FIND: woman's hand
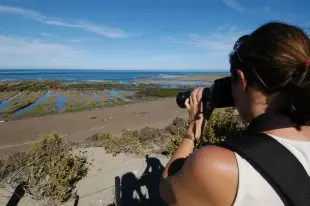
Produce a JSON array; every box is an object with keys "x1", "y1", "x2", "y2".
[{"x1": 185, "y1": 87, "x2": 205, "y2": 141}]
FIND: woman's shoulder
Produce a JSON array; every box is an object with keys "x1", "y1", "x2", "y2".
[
  {"x1": 186, "y1": 145, "x2": 239, "y2": 205},
  {"x1": 191, "y1": 145, "x2": 239, "y2": 182}
]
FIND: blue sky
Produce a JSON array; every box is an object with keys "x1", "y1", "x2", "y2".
[{"x1": 0, "y1": 0, "x2": 309, "y2": 70}]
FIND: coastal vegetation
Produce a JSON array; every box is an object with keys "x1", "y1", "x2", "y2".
[
  {"x1": 85, "y1": 108, "x2": 242, "y2": 156},
  {"x1": 0, "y1": 109, "x2": 242, "y2": 204},
  {"x1": 137, "y1": 87, "x2": 182, "y2": 98},
  {"x1": 0, "y1": 133, "x2": 89, "y2": 204}
]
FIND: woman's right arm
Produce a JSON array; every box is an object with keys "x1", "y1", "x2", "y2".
[{"x1": 160, "y1": 145, "x2": 239, "y2": 206}]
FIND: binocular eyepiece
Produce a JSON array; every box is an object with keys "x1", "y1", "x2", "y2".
[{"x1": 176, "y1": 77, "x2": 234, "y2": 118}]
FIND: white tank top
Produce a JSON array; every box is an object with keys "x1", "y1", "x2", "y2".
[{"x1": 233, "y1": 135, "x2": 310, "y2": 206}]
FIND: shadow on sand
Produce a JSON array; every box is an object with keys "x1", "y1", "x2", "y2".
[
  {"x1": 6, "y1": 183, "x2": 25, "y2": 206},
  {"x1": 5, "y1": 156, "x2": 167, "y2": 206},
  {"x1": 118, "y1": 155, "x2": 167, "y2": 206}
]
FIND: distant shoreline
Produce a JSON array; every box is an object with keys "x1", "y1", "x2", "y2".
[
  {"x1": 0, "y1": 69, "x2": 229, "y2": 83},
  {"x1": 175, "y1": 74, "x2": 228, "y2": 81}
]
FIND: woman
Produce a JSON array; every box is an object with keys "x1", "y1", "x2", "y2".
[{"x1": 159, "y1": 22, "x2": 310, "y2": 206}]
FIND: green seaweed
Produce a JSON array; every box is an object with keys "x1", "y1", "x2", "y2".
[
  {"x1": 1, "y1": 91, "x2": 46, "y2": 116},
  {"x1": 24, "y1": 96, "x2": 58, "y2": 117},
  {"x1": 137, "y1": 87, "x2": 182, "y2": 98},
  {"x1": 65, "y1": 100, "x2": 103, "y2": 113},
  {"x1": 0, "y1": 81, "x2": 192, "y2": 118},
  {"x1": 0, "y1": 91, "x2": 19, "y2": 102},
  {"x1": 112, "y1": 98, "x2": 126, "y2": 106}
]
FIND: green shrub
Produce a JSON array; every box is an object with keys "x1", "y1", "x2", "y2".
[
  {"x1": 84, "y1": 109, "x2": 242, "y2": 157},
  {"x1": 86, "y1": 127, "x2": 168, "y2": 156},
  {"x1": 101, "y1": 132, "x2": 143, "y2": 156},
  {"x1": 162, "y1": 109, "x2": 242, "y2": 155},
  {"x1": 0, "y1": 133, "x2": 89, "y2": 203},
  {"x1": 137, "y1": 127, "x2": 165, "y2": 142},
  {"x1": 162, "y1": 135, "x2": 183, "y2": 156},
  {"x1": 200, "y1": 108, "x2": 241, "y2": 145},
  {"x1": 165, "y1": 117, "x2": 187, "y2": 137}
]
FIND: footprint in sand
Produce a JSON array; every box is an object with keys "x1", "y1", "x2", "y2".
[{"x1": 133, "y1": 112, "x2": 149, "y2": 116}]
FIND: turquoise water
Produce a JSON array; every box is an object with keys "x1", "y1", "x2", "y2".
[
  {"x1": 0, "y1": 93, "x2": 21, "y2": 111},
  {"x1": 13, "y1": 91, "x2": 68, "y2": 116},
  {"x1": 0, "y1": 101, "x2": 9, "y2": 111},
  {"x1": 93, "y1": 92, "x2": 102, "y2": 102},
  {"x1": 55, "y1": 93, "x2": 68, "y2": 111},
  {"x1": 108, "y1": 90, "x2": 133, "y2": 102},
  {"x1": 0, "y1": 88, "x2": 159, "y2": 117},
  {"x1": 15, "y1": 91, "x2": 51, "y2": 116},
  {"x1": 1, "y1": 90, "x2": 134, "y2": 116}
]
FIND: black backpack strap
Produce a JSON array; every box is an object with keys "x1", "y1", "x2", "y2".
[{"x1": 218, "y1": 133, "x2": 310, "y2": 206}]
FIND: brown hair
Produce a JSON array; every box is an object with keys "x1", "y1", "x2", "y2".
[{"x1": 230, "y1": 22, "x2": 310, "y2": 117}]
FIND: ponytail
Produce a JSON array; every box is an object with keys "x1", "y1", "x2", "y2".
[{"x1": 285, "y1": 61, "x2": 310, "y2": 124}]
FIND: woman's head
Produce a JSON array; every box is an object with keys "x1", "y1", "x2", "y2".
[{"x1": 230, "y1": 22, "x2": 310, "y2": 123}]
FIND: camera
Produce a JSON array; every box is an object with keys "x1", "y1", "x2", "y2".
[{"x1": 176, "y1": 77, "x2": 234, "y2": 118}]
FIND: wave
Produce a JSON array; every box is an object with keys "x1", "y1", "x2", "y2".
[
  {"x1": 157, "y1": 74, "x2": 182, "y2": 79},
  {"x1": 0, "y1": 79, "x2": 17, "y2": 81},
  {"x1": 86, "y1": 80, "x2": 105, "y2": 82}
]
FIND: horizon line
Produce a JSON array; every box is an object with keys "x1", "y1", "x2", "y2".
[{"x1": 0, "y1": 68, "x2": 229, "y2": 72}]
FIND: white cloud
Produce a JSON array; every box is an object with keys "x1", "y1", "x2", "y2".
[
  {"x1": 0, "y1": 36, "x2": 69, "y2": 55},
  {"x1": 161, "y1": 25, "x2": 252, "y2": 70},
  {"x1": 0, "y1": 35, "x2": 230, "y2": 70},
  {"x1": 0, "y1": 4, "x2": 129, "y2": 38},
  {"x1": 165, "y1": 25, "x2": 246, "y2": 55},
  {"x1": 0, "y1": 35, "x2": 92, "y2": 68},
  {"x1": 221, "y1": 0, "x2": 245, "y2": 12}
]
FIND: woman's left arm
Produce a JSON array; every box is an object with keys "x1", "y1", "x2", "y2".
[
  {"x1": 160, "y1": 87, "x2": 207, "y2": 205},
  {"x1": 161, "y1": 87, "x2": 204, "y2": 179}
]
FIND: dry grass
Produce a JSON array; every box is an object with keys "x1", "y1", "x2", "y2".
[
  {"x1": 86, "y1": 132, "x2": 143, "y2": 156},
  {"x1": 162, "y1": 118, "x2": 187, "y2": 156},
  {"x1": 86, "y1": 127, "x2": 170, "y2": 156},
  {"x1": 0, "y1": 133, "x2": 89, "y2": 204},
  {"x1": 85, "y1": 109, "x2": 242, "y2": 157}
]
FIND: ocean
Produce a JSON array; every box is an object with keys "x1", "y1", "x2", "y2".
[{"x1": 0, "y1": 69, "x2": 228, "y2": 83}]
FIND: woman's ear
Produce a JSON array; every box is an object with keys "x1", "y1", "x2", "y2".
[{"x1": 236, "y1": 69, "x2": 247, "y2": 92}]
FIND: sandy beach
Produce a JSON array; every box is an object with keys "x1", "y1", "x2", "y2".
[{"x1": 0, "y1": 97, "x2": 186, "y2": 157}]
